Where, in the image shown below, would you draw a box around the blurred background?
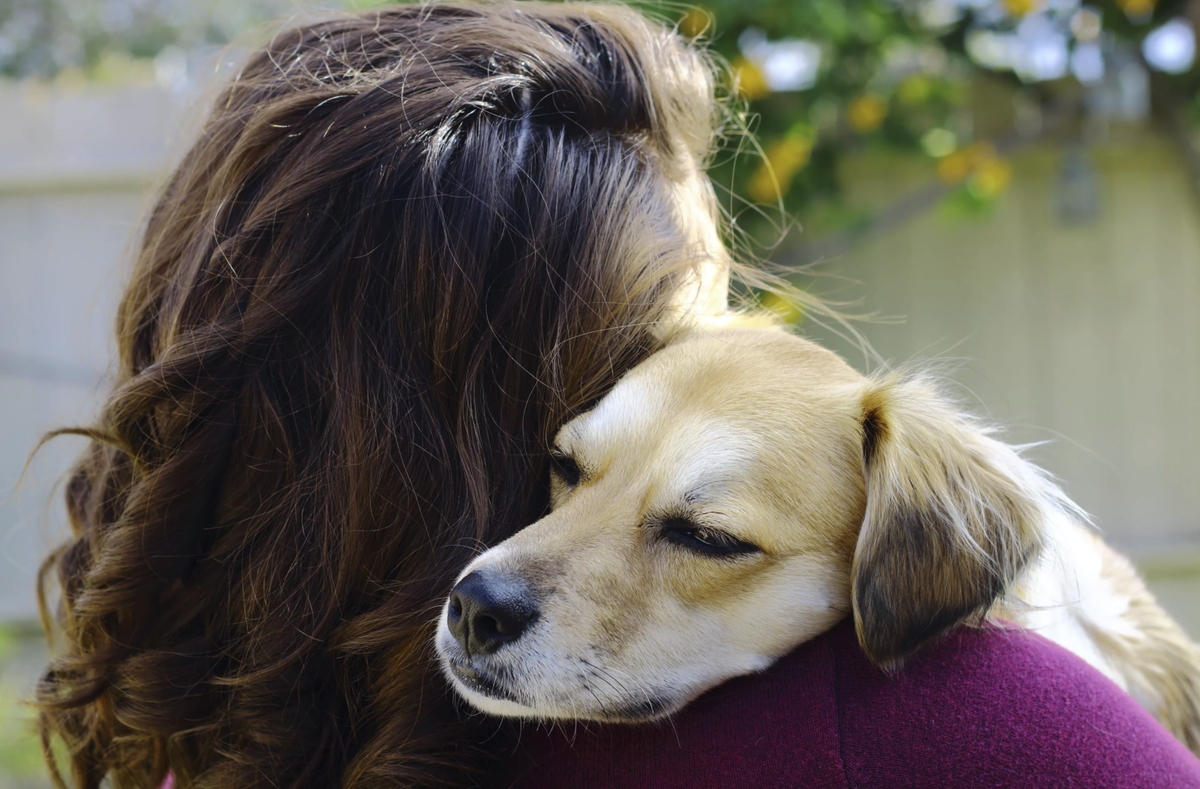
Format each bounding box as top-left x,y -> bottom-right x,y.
1,0 -> 1198,784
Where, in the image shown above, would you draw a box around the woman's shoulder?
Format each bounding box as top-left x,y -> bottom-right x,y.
827,619 -> 1200,788
490,619 -> 1200,789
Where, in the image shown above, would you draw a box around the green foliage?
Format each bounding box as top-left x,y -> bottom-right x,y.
0,685 -> 43,780
0,0 -> 296,78
0,625 -> 46,783
655,0 -> 1200,248
3,0 -> 1198,248
659,0 -> 971,244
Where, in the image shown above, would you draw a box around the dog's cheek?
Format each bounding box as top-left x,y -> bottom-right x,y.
590,608 -> 648,658
576,566 -> 654,658
614,600 -> 766,706
664,552 -> 777,609
710,557 -> 851,661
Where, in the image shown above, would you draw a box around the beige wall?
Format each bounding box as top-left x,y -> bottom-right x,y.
0,82 -> 180,621
802,131 -> 1200,634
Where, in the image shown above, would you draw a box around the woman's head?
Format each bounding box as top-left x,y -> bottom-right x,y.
37,3 -> 727,787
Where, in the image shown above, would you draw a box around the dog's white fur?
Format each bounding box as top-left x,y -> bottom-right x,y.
435,323 -> 1200,754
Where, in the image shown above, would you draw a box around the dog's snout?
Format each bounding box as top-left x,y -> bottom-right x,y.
447,571 -> 538,656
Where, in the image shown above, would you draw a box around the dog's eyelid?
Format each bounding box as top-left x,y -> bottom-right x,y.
643,509 -> 698,528
651,514 -> 761,557
548,448 -> 584,487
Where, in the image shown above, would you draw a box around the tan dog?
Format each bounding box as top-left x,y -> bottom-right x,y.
434,325 -> 1200,753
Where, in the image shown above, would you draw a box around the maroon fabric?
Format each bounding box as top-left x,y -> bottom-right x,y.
487,619 -> 1200,789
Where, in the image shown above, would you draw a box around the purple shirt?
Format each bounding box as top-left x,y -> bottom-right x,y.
489,620 -> 1200,788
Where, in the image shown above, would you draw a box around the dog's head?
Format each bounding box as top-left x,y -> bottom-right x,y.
435,327 -> 1064,721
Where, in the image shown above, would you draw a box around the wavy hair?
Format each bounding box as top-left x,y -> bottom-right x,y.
34,4 -> 727,787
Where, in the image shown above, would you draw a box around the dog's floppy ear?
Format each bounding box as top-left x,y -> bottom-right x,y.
852,373 -> 1071,668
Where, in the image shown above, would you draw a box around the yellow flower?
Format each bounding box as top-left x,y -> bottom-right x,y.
937,141 -> 1001,184
679,8 -> 711,38
732,57 -> 769,101
967,158 -> 1013,198
1002,0 -> 1041,17
1116,0 -> 1157,15
847,94 -> 888,134
937,150 -> 972,184
748,129 -> 814,203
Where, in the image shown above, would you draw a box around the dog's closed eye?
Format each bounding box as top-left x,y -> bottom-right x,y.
549,450 -> 582,487
656,516 -> 761,558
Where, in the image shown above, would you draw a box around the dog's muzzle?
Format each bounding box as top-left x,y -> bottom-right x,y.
437,565 -> 691,721
440,569 -> 539,706
446,570 -> 539,658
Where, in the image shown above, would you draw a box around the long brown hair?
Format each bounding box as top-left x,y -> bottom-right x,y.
34,4 -> 726,787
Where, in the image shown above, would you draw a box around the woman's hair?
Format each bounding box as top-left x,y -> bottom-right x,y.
34,4 -> 727,787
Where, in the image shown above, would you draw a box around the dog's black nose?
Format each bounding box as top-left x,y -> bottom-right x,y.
447,571 -> 538,657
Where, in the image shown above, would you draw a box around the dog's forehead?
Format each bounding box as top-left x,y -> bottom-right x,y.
559,359 -> 741,456
567,373 -> 668,444
555,329 -> 865,485
558,359 -> 765,490
662,420 -> 757,500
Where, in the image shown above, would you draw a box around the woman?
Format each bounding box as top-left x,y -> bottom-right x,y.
35,5 -> 730,787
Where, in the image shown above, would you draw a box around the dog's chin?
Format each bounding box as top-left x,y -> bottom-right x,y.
443,659 -> 540,717
440,654 -> 686,722
590,694 -> 683,723
456,683 -> 683,723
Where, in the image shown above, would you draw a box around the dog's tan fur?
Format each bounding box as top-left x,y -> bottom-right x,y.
435,324 -> 1200,753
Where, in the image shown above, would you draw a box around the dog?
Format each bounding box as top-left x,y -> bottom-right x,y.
434,323 -> 1200,754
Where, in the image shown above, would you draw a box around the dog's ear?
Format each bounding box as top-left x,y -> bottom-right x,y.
852,374 -> 1069,668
